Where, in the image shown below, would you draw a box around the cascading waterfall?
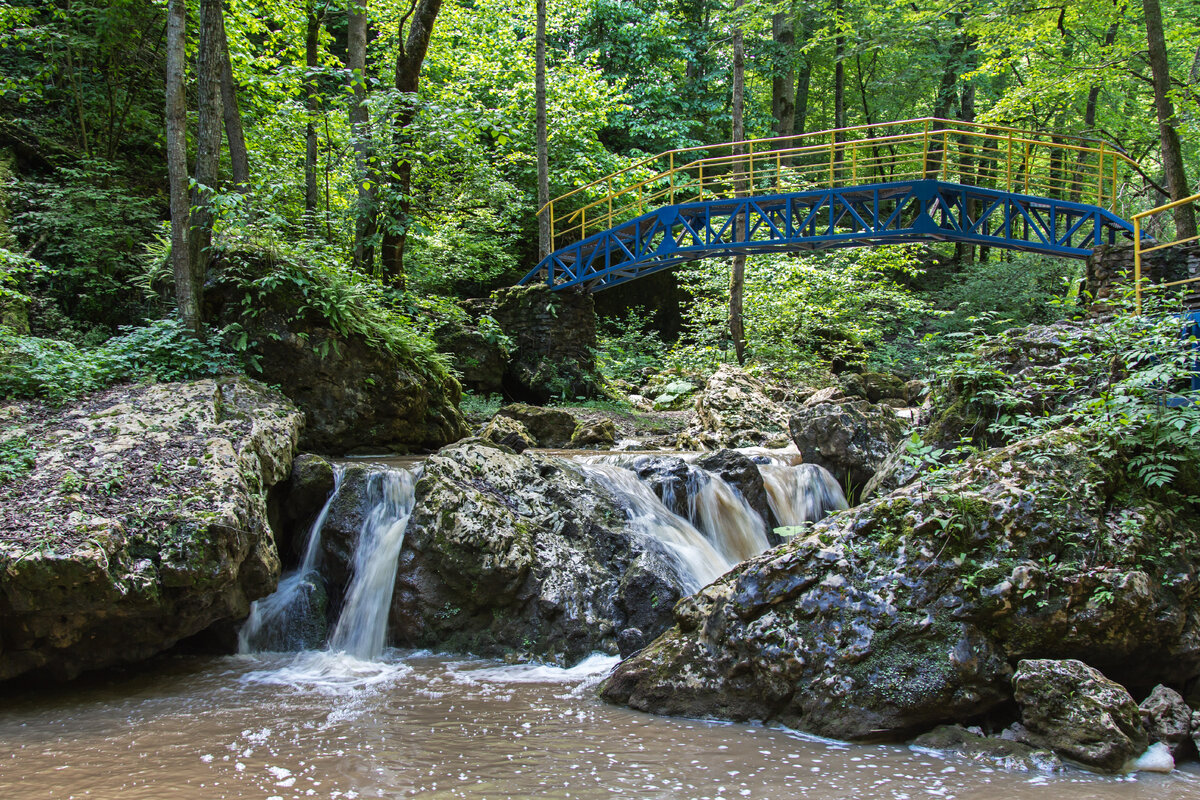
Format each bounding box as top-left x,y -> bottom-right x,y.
577,462 -> 730,593
240,465 -> 417,663
238,466 -> 345,653
687,470 -> 771,563
326,468 -> 418,660
758,461 -> 849,527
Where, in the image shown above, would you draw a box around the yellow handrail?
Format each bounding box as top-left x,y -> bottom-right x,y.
540,117 -> 1142,253
1132,192 -> 1200,314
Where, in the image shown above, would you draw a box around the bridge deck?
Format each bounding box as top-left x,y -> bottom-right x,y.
521,118 -> 1143,291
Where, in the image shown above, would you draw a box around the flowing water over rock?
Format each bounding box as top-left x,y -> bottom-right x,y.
759,461 -> 850,527
2,651 -> 1197,799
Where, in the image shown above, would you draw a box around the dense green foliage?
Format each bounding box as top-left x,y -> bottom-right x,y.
0,319 -> 240,403
0,0 -> 1196,400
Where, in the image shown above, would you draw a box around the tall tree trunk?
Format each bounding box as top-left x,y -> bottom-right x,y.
380,0 -> 444,287
166,0 -> 198,332
536,0 -> 551,260
218,11 -> 249,191
832,0 -> 845,174
771,11 -> 795,138
188,0 -> 223,308
1143,0 -> 1197,239
729,5 -> 746,366
304,1 -> 321,232
348,2 -> 376,272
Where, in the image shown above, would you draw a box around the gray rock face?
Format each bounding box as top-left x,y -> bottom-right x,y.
1013,658 -> 1148,773
601,429 -> 1200,742
788,398 -> 905,498
494,404 -> 578,448
0,378 -> 303,681
1139,684 -> 1192,756
488,285 -> 600,403
910,725 -> 1062,772
481,415 -> 535,453
570,419 -> 617,448
860,440 -> 920,501
206,258 -> 466,454
387,442 -> 686,665
432,319 -> 506,395
681,366 -> 792,449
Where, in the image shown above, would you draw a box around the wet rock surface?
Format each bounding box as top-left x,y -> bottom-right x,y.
1013,658 -> 1148,773
387,442 -> 689,664
910,725 -> 1062,772
0,378 -> 303,681
1139,684 -> 1192,757
788,397 -> 905,498
494,404 -> 578,448
481,414 -> 535,453
600,429 -> 1200,745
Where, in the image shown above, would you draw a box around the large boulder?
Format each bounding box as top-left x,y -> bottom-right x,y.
601,429 -> 1200,741
387,442 -> 690,664
481,415 -> 535,453
910,725 -> 1062,772
205,257 -> 467,454
494,404 -> 577,448
1139,684 -> 1192,757
488,285 -> 601,403
788,398 -> 905,499
1013,659 -> 1148,773
682,366 -> 792,449
0,378 -> 303,681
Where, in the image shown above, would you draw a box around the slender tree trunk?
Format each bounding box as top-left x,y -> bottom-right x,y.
771,11 -> 795,138
729,5 -> 746,366
218,10 -> 250,191
536,0 -> 551,260
380,0 -> 444,287
348,3 -> 376,272
832,0 -> 845,173
793,12 -> 812,138
166,0 -> 198,332
188,0 -> 223,306
1143,0 -> 1197,238
304,1 -> 321,232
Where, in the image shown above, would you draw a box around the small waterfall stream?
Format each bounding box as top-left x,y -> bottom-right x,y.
238,465 -> 345,653
242,449 -> 845,661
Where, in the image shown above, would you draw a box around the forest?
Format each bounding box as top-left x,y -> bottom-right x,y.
0,0 -> 1196,399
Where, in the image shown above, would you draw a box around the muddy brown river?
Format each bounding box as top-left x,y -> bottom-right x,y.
2,651 -> 1197,800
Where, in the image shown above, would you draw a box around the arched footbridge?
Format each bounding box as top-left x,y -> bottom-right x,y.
519,118 -> 1144,292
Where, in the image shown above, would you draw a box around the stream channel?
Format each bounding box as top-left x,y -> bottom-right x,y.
2,450 -> 1198,799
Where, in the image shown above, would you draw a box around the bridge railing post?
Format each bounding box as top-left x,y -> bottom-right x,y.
606,177 -> 613,229
669,152 -> 675,205
1097,142 -> 1106,208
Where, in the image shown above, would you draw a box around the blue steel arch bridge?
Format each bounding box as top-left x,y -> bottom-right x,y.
518,118 -> 1145,293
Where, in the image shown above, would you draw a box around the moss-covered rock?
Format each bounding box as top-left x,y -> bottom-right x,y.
681,365 -> 793,449
0,378 -> 303,681
601,428 -> 1200,742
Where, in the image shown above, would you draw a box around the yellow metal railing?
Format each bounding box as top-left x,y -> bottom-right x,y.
1133,193 -> 1200,313
542,117 -> 1141,252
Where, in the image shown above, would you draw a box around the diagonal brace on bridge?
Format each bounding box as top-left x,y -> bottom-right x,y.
521,180 -> 1137,292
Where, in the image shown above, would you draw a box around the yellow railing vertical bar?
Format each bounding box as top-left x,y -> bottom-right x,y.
851,139 -> 857,182
749,140 -> 755,189
775,151 -> 781,192
669,152 -> 675,205
922,119 -> 930,178
1023,142 -> 1031,195
581,205 -> 587,241
1134,214 -> 1143,314
1097,143 -> 1105,208
942,131 -> 949,180
1006,132 -> 1013,193
606,176 -> 614,228
699,162 -> 704,202
1111,156 -> 1119,213
550,201 -> 556,249
829,130 -> 836,185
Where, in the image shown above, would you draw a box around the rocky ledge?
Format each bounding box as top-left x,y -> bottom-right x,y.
0,378 -> 302,680
600,427 -> 1200,760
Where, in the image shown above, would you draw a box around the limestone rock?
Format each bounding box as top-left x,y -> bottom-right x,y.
281,454 -> 336,528
861,440 -> 920,501
910,725 -> 1062,772
858,372 -> 907,403
570,419 -> 617,448
495,404 -> 577,448
788,399 -> 905,499
601,429 -> 1200,741
482,415 -> 535,453
488,285 -> 601,403
205,258 -> 466,454
1013,658 -> 1148,773
388,442 -> 689,664
684,365 -> 792,449
1139,684 -> 1191,756
0,378 -> 303,681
